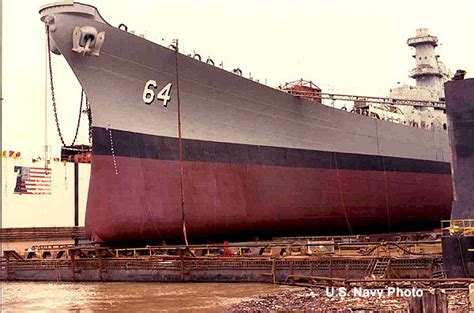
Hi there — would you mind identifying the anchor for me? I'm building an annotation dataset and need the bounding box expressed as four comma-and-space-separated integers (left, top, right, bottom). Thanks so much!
72, 26, 105, 57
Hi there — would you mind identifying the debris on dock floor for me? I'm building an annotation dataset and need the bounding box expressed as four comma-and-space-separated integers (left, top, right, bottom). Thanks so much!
230, 287, 469, 312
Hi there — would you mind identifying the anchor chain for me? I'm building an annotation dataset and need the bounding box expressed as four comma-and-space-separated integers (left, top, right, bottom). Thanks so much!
70, 90, 84, 145
46, 24, 84, 147
84, 96, 93, 143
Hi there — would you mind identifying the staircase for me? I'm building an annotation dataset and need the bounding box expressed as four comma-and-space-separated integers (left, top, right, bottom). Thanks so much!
432, 263, 447, 279
367, 257, 391, 278
0, 257, 6, 280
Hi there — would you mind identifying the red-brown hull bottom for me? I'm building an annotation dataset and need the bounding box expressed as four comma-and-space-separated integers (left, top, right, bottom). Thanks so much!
85, 155, 452, 243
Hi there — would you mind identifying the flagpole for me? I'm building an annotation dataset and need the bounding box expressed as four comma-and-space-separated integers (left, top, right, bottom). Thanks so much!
44, 25, 49, 169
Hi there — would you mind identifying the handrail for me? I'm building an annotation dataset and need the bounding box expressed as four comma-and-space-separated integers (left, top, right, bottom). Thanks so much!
441, 219, 474, 237
284, 90, 446, 108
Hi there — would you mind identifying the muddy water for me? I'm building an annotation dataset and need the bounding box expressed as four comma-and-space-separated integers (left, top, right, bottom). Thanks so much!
0, 282, 292, 312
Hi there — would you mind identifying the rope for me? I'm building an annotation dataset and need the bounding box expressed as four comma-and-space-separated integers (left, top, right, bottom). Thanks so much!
46, 24, 83, 147
382, 157, 392, 230
333, 152, 353, 234
174, 40, 189, 246
375, 121, 391, 230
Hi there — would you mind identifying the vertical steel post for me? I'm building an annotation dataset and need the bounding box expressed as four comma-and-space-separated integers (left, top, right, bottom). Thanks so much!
74, 161, 79, 245
44, 24, 49, 169
0, 0, 3, 259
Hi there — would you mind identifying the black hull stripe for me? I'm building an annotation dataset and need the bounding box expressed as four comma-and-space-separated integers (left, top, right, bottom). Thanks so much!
93, 127, 451, 174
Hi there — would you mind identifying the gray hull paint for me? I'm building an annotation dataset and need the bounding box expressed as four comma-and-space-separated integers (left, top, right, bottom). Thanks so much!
48, 12, 450, 162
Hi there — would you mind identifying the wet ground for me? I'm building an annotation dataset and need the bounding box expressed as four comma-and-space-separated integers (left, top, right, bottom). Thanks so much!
1, 282, 469, 312
0, 282, 293, 312
230, 286, 470, 312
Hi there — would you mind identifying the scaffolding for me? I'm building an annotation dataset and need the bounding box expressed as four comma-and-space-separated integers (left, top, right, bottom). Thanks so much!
284, 90, 446, 109
281, 79, 322, 104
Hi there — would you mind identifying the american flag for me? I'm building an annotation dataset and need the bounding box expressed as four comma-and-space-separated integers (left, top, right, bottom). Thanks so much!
14, 166, 52, 195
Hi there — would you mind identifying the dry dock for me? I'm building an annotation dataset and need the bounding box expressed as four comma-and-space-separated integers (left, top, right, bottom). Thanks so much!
1, 225, 472, 312
0, 230, 447, 283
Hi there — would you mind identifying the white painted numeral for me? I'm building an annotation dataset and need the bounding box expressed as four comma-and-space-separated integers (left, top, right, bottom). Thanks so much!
157, 83, 173, 107
143, 80, 157, 104
143, 81, 173, 106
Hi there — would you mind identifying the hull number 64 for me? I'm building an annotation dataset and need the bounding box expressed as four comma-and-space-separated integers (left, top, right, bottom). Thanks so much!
143, 80, 173, 107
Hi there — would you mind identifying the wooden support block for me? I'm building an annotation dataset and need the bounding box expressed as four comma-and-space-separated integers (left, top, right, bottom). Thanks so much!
408, 295, 422, 313
409, 289, 447, 313
435, 289, 448, 313
421, 291, 436, 312
469, 283, 474, 311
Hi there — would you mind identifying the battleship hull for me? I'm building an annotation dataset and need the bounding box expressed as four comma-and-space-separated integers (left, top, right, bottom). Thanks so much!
41, 3, 452, 243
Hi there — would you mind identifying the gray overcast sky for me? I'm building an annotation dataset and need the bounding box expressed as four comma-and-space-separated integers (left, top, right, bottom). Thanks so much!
2, 0, 473, 156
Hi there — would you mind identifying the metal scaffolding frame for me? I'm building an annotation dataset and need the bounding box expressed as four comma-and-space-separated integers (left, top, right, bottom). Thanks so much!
285, 90, 446, 109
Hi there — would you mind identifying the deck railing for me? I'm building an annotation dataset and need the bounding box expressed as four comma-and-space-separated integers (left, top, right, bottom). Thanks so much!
441, 220, 474, 237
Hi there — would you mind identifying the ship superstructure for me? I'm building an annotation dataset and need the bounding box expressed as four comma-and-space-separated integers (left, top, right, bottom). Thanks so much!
406, 28, 451, 99
344, 28, 452, 130
388, 28, 451, 129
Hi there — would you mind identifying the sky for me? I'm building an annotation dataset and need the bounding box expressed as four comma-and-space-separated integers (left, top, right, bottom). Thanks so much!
2, 0, 473, 156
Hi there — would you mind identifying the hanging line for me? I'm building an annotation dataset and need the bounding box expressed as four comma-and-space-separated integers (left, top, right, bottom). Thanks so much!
382, 158, 392, 230
46, 24, 84, 147
377, 123, 392, 231
173, 39, 190, 246
44, 23, 49, 169
333, 151, 353, 235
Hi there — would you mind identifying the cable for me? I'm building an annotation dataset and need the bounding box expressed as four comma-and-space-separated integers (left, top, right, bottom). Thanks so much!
174, 40, 189, 247
334, 152, 353, 234
456, 234, 469, 277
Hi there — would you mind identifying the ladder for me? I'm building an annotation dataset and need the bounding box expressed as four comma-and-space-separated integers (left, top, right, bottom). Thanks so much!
368, 257, 391, 278
432, 263, 447, 279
